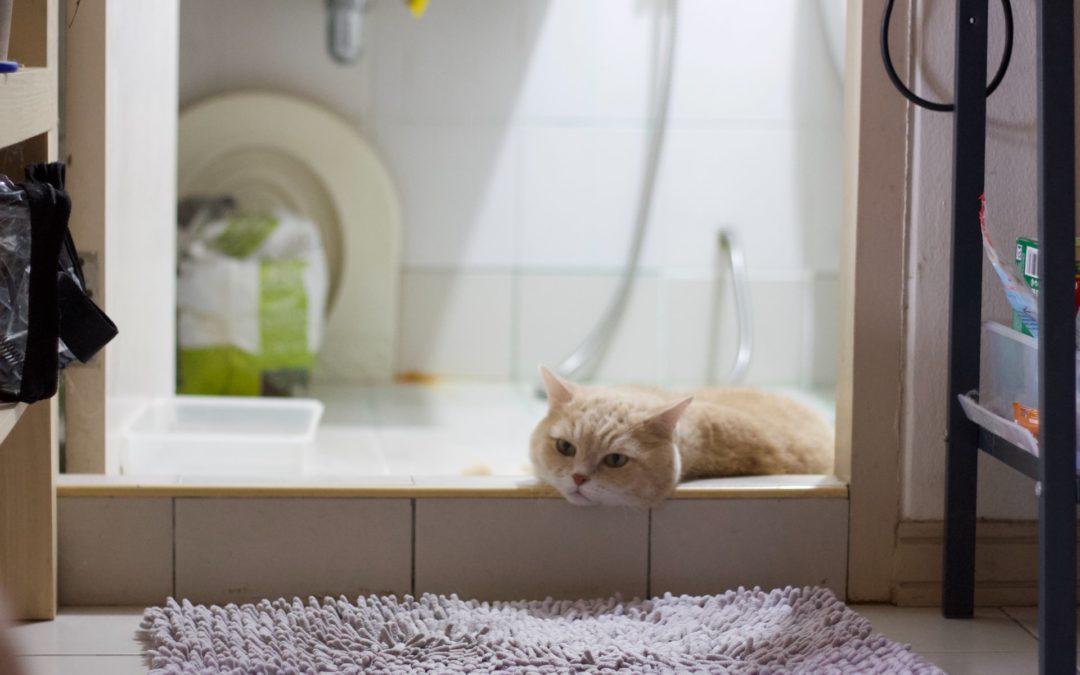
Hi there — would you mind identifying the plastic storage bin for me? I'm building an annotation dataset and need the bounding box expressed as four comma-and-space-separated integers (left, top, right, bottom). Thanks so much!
121, 396, 323, 476
982, 321, 1080, 447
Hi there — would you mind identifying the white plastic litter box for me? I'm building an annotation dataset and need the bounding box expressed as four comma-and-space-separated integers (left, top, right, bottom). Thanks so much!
121, 396, 323, 476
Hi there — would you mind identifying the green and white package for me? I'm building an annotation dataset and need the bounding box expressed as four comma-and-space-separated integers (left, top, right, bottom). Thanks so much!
177, 209, 328, 396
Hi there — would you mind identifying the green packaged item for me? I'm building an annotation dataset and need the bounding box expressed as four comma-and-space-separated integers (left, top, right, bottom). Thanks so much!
1012, 236, 1080, 336
177, 208, 328, 397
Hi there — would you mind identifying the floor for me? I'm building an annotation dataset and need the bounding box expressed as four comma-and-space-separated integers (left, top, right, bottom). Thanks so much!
5, 605, 1065, 674
121, 381, 837, 478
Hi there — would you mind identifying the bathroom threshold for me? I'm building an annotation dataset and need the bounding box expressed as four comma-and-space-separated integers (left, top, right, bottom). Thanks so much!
69, 381, 844, 499
57, 473, 848, 499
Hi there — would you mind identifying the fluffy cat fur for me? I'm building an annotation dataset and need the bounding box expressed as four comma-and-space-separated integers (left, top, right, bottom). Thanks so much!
530, 366, 833, 507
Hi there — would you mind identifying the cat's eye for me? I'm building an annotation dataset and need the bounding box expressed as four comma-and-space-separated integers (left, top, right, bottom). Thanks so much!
603, 453, 629, 468
554, 439, 576, 457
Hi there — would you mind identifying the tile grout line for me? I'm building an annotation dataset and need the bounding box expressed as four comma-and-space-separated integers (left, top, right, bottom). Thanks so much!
410, 499, 417, 597
645, 509, 652, 599
171, 497, 177, 599
999, 607, 1040, 642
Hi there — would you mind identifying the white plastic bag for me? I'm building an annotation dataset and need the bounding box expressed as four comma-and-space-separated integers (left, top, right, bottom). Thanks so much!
177, 208, 328, 396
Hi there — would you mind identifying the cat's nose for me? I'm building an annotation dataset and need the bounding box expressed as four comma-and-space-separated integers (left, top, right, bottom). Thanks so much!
572, 473, 589, 486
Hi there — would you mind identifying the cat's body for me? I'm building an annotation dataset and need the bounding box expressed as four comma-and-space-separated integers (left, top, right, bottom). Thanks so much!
530, 368, 833, 507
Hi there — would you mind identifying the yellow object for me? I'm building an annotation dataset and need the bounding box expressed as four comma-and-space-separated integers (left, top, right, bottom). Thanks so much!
405, 0, 428, 17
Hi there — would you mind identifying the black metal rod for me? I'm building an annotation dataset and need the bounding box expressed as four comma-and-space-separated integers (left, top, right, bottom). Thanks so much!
978, 428, 1041, 481
943, 0, 989, 620
1036, 1, 1077, 672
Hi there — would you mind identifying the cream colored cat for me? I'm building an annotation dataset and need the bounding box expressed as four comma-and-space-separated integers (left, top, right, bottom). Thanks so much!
530, 366, 833, 507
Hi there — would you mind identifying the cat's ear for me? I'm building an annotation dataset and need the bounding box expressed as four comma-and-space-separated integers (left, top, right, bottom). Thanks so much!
539, 365, 576, 408
646, 397, 693, 436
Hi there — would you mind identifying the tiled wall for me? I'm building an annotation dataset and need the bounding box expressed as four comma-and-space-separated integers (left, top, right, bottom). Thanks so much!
58, 496, 848, 605
180, 0, 843, 386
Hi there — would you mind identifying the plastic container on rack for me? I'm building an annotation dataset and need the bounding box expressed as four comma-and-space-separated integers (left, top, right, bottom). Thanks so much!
121, 396, 323, 476
982, 321, 1080, 444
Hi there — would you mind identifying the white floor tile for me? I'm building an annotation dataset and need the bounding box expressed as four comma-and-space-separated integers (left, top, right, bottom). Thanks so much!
1001, 606, 1080, 654
10, 609, 144, 656
1002, 605, 1077, 636
3, 604, 1062, 675
307, 426, 387, 476
918, 650, 1038, 675
306, 384, 379, 426
17, 655, 148, 675
853, 605, 1038, 653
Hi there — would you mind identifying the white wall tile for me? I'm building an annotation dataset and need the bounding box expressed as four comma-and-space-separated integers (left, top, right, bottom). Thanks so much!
662, 277, 805, 386
398, 271, 514, 378
376, 124, 519, 268
178, 0, 845, 385
650, 498, 847, 597
517, 0, 655, 122
415, 499, 648, 600
371, 0, 526, 123
174, 498, 411, 604
661, 275, 735, 385
516, 273, 660, 383
807, 275, 840, 387
179, 0, 370, 129
58, 498, 173, 606
519, 126, 661, 270
653, 127, 842, 274
669, 0, 841, 125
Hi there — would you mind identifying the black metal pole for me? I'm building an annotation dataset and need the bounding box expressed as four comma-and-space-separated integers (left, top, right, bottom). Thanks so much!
943, 0, 989, 619
1036, 1, 1077, 672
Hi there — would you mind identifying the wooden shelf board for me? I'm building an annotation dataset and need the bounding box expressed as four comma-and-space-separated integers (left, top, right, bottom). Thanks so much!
0, 67, 58, 150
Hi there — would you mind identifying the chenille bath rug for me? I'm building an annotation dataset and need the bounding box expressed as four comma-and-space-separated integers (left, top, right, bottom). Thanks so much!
140, 586, 942, 674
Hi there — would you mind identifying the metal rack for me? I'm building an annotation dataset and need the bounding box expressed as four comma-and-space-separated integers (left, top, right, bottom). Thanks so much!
941, 1, 1077, 673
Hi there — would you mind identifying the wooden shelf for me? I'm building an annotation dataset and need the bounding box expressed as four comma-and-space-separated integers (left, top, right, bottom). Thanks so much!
0, 67, 58, 150
0, 403, 27, 446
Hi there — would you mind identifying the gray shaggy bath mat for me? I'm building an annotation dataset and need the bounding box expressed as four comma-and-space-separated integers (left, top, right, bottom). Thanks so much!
140, 586, 941, 674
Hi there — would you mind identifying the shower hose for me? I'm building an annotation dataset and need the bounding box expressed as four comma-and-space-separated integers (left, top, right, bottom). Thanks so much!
542, 0, 753, 392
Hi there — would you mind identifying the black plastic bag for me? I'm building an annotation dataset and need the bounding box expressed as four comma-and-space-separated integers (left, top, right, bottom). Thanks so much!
0, 162, 117, 403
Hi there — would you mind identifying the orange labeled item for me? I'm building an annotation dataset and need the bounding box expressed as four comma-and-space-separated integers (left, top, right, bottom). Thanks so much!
1012, 402, 1040, 435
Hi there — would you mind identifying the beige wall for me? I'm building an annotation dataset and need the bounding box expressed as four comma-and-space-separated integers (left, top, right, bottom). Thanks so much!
900, 0, 1079, 520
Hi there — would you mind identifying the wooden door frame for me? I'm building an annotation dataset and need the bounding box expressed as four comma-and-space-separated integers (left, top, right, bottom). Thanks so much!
45, 0, 911, 607
836, 0, 911, 602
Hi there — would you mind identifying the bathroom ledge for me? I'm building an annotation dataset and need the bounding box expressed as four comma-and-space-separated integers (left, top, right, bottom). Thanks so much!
57, 474, 848, 500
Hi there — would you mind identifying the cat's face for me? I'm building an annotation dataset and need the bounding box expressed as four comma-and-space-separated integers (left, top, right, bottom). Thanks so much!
530, 367, 691, 507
